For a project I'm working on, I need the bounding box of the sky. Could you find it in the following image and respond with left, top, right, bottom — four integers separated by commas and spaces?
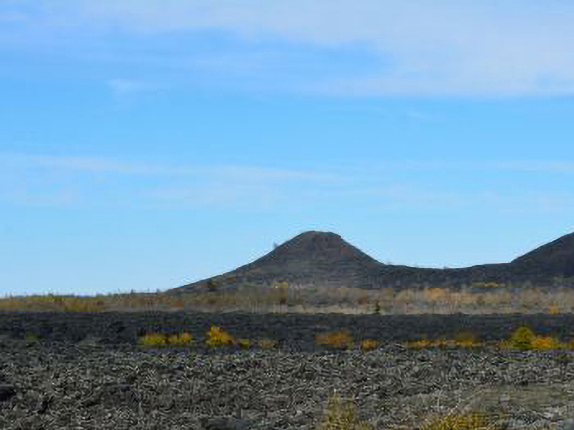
1, 0, 574, 296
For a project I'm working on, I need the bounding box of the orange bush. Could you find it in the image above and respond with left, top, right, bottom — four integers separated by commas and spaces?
258, 339, 278, 349
316, 330, 354, 350
405, 340, 432, 348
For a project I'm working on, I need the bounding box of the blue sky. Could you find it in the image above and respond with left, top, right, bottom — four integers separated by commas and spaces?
2, 1, 574, 296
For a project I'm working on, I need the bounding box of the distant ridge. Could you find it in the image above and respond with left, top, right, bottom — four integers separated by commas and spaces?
511, 232, 574, 278
168, 230, 574, 294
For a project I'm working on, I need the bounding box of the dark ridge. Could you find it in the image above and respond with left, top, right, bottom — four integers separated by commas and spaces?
168, 230, 574, 294
511, 232, 574, 278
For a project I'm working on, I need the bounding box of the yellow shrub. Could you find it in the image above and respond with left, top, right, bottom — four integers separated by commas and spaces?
168, 332, 193, 346
421, 411, 491, 430
139, 333, 168, 347
206, 326, 236, 347
509, 326, 536, 351
359, 340, 380, 351
316, 330, 354, 350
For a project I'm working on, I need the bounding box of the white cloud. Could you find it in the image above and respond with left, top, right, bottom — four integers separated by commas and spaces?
21, 0, 574, 96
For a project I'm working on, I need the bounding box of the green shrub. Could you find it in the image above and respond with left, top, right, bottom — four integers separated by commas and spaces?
509, 326, 536, 350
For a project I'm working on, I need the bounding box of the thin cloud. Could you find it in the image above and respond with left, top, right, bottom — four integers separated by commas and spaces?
11, 0, 574, 96
106, 78, 159, 96
2, 153, 574, 212
341, 159, 574, 174
0, 153, 339, 182
1, 153, 166, 175
149, 183, 283, 211
488, 160, 574, 173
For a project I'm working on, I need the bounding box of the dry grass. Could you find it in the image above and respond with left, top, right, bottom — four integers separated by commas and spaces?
312, 387, 553, 430
315, 391, 374, 430
2, 284, 574, 315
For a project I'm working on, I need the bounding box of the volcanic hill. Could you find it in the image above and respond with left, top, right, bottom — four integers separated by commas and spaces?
168, 230, 574, 293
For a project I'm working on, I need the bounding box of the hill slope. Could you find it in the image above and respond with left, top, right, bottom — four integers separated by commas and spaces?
168, 230, 574, 293
511, 232, 574, 278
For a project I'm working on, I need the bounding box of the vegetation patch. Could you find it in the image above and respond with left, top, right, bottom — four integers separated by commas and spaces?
206, 325, 236, 347
359, 340, 379, 351
316, 330, 354, 350
315, 391, 374, 430
139, 332, 193, 347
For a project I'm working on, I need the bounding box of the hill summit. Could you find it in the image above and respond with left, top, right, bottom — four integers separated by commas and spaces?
169, 230, 574, 293
171, 231, 383, 293
253, 231, 379, 267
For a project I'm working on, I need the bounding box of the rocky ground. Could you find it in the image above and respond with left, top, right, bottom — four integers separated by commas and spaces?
2, 312, 574, 430
1, 339, 574, 429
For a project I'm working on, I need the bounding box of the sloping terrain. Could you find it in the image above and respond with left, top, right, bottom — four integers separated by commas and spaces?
169, 231, 574, 293
173, 231, 384, 292
511, 232, 574, 278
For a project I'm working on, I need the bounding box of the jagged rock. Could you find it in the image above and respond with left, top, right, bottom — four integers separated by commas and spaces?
200, 417, 252, 430
1, 314, 574, 429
